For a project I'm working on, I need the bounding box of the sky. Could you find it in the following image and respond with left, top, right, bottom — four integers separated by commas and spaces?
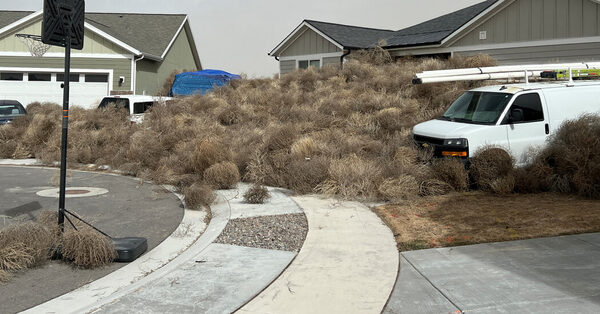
1, 0, 484, 77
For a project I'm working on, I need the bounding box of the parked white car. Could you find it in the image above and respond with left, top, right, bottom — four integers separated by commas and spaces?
412, 81, 600, 164
98, 95, 172, 123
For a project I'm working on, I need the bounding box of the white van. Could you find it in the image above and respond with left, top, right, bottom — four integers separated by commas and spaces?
98, 95, 172, 123
412, 81, 600, 164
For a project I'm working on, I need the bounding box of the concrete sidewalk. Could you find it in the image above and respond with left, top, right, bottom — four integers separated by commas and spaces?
385, 233, 600, 314
21, 184, 399, 314
239, 196, 399, 314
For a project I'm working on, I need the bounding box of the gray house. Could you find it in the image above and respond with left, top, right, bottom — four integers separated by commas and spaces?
0, 10, 201, 107
271, 0, 600, 75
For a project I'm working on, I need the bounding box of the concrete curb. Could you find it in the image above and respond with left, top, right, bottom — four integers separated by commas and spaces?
19, 183, 212, 314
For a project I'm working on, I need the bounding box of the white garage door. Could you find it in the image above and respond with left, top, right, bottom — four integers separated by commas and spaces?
0, 70, 111, 110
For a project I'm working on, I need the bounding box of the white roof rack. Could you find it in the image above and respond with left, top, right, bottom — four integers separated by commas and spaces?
413, 62, 600, 84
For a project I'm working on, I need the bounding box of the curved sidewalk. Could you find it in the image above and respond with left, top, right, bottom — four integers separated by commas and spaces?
17, 180, 399, 313
238, 196, 399, 314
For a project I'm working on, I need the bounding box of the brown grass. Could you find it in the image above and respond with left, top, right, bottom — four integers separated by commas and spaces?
517, 115, 600, 199
0, 222, 55, 266
61, 228, 117, 268
469, 147, 515, 193
203, 161, 240, 189
243, 184, 270, 204
6, 54, 595, 204
184, 183, 216, 209
0, 243, 35, 271
374, 192, 600, 251
431, 158, 469, 192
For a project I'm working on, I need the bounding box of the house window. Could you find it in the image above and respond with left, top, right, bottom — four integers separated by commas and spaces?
85, 74, 109, 83
1, 72, 23, 81
28, 73, 51, 81
57, 73, 80, 82
298, 59, 320, 70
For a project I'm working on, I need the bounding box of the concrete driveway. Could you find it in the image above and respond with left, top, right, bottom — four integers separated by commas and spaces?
385, 233, 600, 313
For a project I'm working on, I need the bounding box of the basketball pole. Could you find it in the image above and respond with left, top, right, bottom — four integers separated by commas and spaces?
58, 32, 71, 232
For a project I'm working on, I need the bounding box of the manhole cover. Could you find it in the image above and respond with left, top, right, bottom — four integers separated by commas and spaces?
65, 189, 90, 195
36, 187, 109, 198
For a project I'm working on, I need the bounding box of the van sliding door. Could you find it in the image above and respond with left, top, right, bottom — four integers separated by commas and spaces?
502, 92, 548, 164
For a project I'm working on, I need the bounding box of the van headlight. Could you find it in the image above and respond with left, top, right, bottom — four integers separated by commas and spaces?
443, 138, 468, 147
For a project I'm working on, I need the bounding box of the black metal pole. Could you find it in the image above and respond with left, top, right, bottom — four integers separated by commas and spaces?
58, 35, 71, 232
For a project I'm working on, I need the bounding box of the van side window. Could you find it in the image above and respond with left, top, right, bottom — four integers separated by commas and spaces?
505, 93, 544, 123
133, 102, 154, 114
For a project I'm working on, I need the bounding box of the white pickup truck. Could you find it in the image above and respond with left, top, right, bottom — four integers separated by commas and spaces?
412, 81, 600, 164
98, 95, 172, 123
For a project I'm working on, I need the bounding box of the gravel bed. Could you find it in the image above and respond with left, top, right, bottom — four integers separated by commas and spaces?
215, 213, 308, 252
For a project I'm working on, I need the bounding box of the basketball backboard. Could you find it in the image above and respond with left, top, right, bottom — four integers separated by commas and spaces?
42, 0, 85, 50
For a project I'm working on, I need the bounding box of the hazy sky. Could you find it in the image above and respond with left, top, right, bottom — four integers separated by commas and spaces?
1, 0, 484, 77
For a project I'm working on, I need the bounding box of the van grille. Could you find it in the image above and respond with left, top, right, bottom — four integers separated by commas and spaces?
413, 135, 444, 146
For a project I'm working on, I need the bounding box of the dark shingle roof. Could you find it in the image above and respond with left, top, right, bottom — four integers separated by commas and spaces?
0, 10, 187, 58
305, 20, 395, 49
85, 13, 186, 57
293, 0, 499, 51
384, 0, 499, 47
0, 11, 34, 29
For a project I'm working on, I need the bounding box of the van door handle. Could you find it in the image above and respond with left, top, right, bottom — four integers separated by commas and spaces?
545, 123, 550, 135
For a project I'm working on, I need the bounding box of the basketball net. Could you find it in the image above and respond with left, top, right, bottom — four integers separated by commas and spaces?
15, 34, 51, 57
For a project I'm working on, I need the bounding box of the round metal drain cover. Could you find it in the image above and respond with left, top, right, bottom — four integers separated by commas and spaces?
36, 187, 109, 198
65, 189, 90, 195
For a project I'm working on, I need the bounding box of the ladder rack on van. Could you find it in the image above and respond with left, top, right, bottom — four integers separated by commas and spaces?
412, 62, 600, 84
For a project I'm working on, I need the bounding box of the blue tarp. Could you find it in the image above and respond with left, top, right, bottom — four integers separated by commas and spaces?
170, 69, 241, 96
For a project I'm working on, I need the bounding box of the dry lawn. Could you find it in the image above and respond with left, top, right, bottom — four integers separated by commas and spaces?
374, 192, 600, 251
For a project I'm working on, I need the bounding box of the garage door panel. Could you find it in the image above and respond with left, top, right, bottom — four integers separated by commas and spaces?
0, 78, 108, 109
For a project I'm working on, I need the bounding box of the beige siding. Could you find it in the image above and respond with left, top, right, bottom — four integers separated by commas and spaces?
455, 41, 600, 64
452, 0, 600, 47
322, 56, 341, 68
0, 18, 129, 55
136, 28, 198, 95
279, 60, 296, 75
0, 56, 131, 91
280, 27, 341, 57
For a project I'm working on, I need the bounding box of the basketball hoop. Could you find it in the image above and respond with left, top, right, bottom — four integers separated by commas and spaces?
15, 34, 52, 57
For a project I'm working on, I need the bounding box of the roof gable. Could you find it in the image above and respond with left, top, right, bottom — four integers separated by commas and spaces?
0, 11, 33, 29
0, 10, 195, 61
305, 20, 395, 49
383, 0, 500, 48
270, 1, 503, 56
85, 13, 187, 58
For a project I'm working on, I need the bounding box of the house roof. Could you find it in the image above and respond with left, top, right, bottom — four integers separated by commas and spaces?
85, 13, 187, 58
384, 0, 499, 48
0, 10, 195, 62
304, 20, 395, 49
271, 0, 501, 56
0, 11, 32, 29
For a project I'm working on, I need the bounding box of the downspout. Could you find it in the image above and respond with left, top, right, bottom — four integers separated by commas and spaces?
133, 55, 145, 95
340, 49, 351, 68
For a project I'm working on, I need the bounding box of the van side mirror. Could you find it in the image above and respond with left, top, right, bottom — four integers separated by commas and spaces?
509, 108, 524, 123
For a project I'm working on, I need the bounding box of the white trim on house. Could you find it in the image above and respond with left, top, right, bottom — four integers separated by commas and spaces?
0, 67, 114, 92
279, 52, 343, 61
269, 21, 344, 56
387, 35, 600, 56
161, 17, 187, 59
441, 0, 509, 46
0, 10, 42, 37
0, 52, 133, 59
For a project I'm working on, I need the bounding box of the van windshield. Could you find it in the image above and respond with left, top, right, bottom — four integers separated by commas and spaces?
439, 91, 512, 125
